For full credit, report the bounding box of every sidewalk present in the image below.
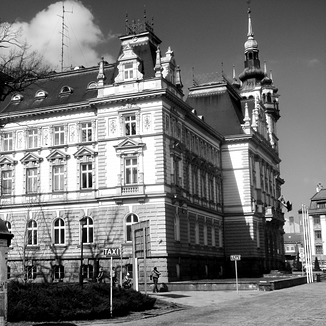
[148,289,266,307]
[75,281,326,326]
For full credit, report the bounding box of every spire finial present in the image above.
[247,0,253,37]
[154,46,163,77]
[233,65,236,79]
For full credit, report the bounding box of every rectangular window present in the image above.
[172,157,179,185]
[53,166,64,191]
[81,122,92,142]
[315,230,322,241]
[28,129,38,148]
[125,158,138,184]
[314,216,321,227]
[124,62,134,80]
[1,170,12,195]
[26,168,38,193]
[54,126,65,145]
[125,115,136,136]
[192,168,198,195]
[3,132,13,151]
[81,163,92,189]
[316,245,323,254]
[25,265,37,280]
[201,173,206,198]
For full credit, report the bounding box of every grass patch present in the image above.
[8,281,156,322]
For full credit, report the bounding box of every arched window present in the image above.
[267,93,272,103]
[81,217,93,243]
[5,221,11,233]
[54,218,65,244]
[126,213,138,242]
[27,220,37,245]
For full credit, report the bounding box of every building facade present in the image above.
[306,184,326,269]
[0,8,285,282]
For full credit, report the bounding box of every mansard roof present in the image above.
[311,188,326,202]
[186,77,244,136]
[0,64,115,122]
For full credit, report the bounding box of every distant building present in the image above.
[0,7,285,282]
[307,184,326,268]
[284,215,302,234]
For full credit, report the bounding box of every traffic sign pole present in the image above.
[110,256,113,317]
[235,260,239,294]
[230,255,241,294]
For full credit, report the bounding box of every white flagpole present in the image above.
[302,204,309,282]
[306,207,313,283]
[302,204,313,283]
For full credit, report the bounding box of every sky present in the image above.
[0,0,325,218]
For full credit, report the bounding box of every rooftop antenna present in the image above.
[58,1,73,72]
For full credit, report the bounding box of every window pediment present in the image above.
[46,149,70,162]
[0,155,17,167]
[74,146,97,159]
[118,103,140,113]
[20,152,43,165]
[114,138,145,153]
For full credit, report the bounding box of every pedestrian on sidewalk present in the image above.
[152,267,161,293]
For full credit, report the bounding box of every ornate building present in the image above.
[186,7,284,275]
[0,8,284,282]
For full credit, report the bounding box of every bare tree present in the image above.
[0,21,51,101]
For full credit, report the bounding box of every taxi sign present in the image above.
[103,247,121,256]
[230,255,241,261]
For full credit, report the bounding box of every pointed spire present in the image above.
[264,61,267,74]
[247,6,253,38]
[244,2,258,54]
[269,69,273,81]
[97,56,106,86]
[154,46,163,77]
[242,103,251,134]
[233,65,236,79]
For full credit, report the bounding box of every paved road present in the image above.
[79,281,326,326]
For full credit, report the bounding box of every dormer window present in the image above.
[114,44,143,84]
[87,82,97,90]
[60,86,73,96]
[11,94,23,102]
[124,62,134,80]
[35,90,48,99]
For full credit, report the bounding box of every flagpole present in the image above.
[306,206,313,283]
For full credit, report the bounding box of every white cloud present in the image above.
[1,0,115,71]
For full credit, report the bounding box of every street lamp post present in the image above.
[79,217,87,287]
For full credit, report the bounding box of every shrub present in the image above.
[8,282,156,322]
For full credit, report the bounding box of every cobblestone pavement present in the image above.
[76,281,326,326]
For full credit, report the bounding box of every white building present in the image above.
[0,8,285,282]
